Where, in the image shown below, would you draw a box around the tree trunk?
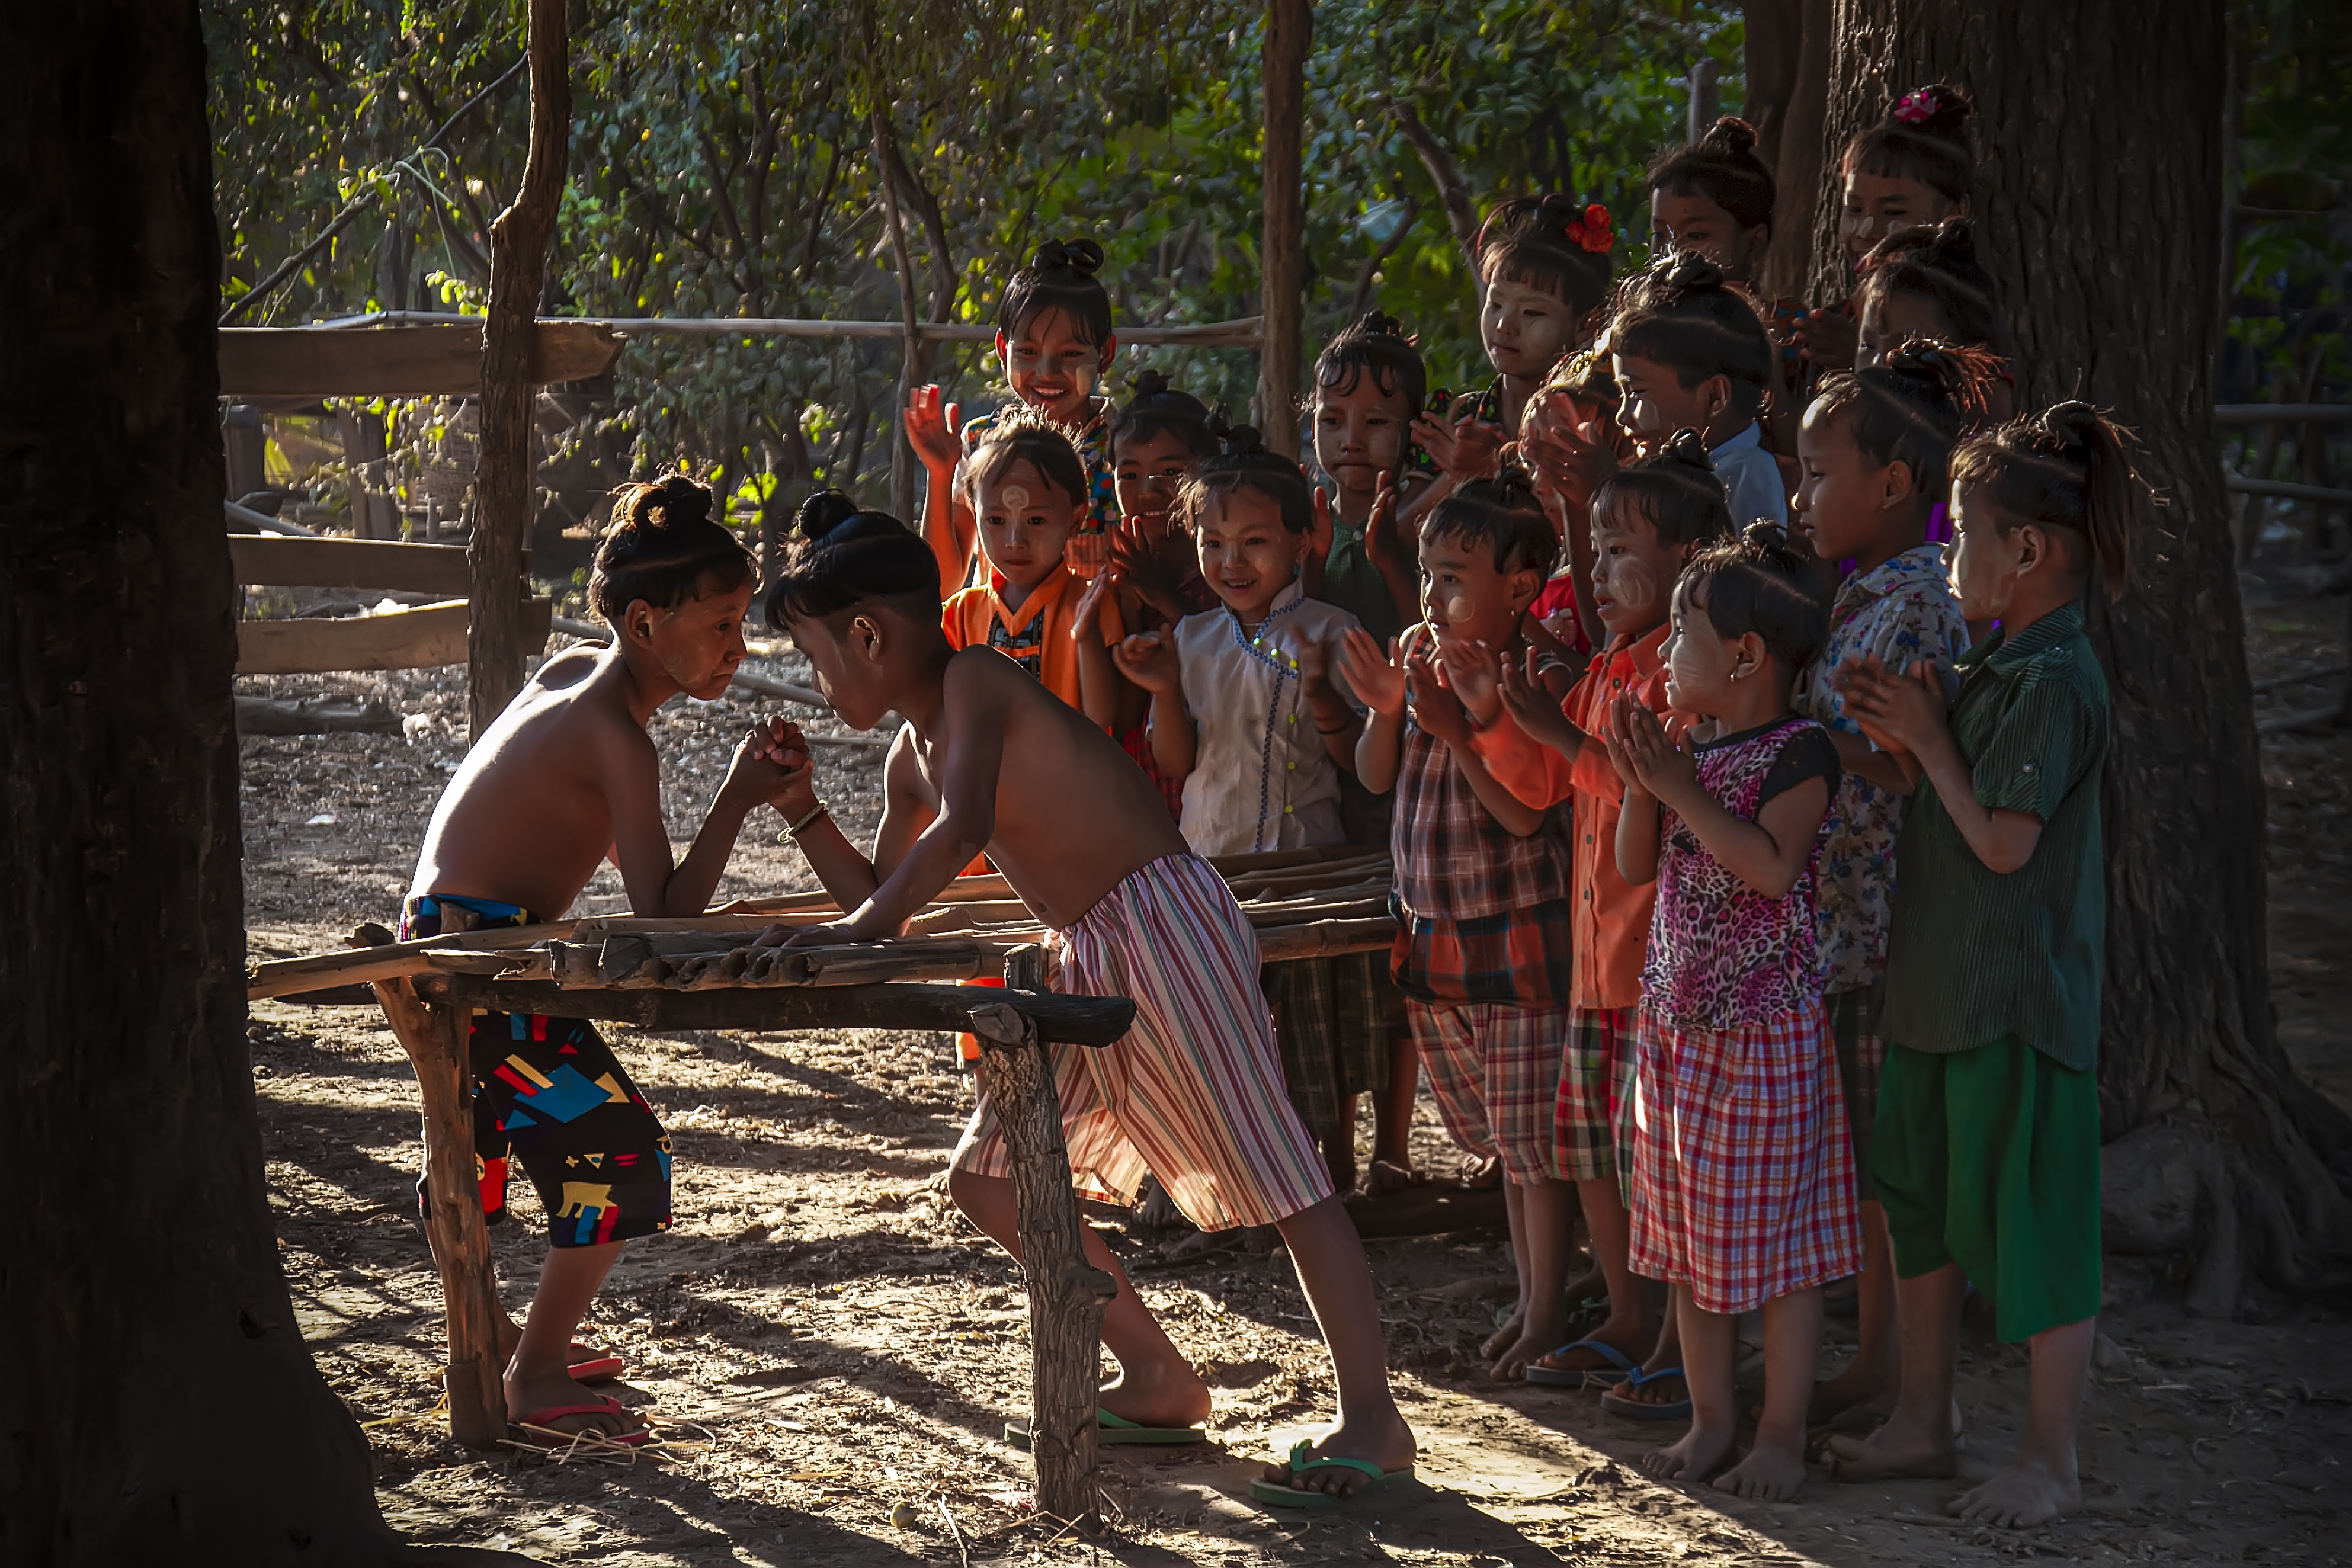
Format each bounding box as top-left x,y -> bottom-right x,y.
1820,0 -> 2351,1306
1258,0 -> 1311,457
0,2 -> 479,1557
470,0 -> 569,739
873,108 -> 925,525
1385,100 -> 1479,270
1750,0 -> 1831,303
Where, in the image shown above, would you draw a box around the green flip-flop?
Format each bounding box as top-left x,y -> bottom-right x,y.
1249,1439 -> 1414,1510
1003,1407 -> 1207,1449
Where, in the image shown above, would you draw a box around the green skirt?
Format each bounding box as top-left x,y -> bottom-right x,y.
1262,951 -> 1401,1144
1873,1037 -> 2101,1342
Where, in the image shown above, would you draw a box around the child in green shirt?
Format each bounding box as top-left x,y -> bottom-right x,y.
1824,402 -> 2139,1529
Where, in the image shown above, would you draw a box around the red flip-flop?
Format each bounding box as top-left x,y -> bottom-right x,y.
510,1396 -> 652,1447
568,1343 -> 625,1382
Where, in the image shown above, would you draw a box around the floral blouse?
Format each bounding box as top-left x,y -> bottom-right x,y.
1790,545 -> 1971,993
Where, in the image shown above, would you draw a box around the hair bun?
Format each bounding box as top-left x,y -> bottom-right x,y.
1127,367 -> 1172,401
1697,115 -> 1758,156
1360,310 -> 1409,339
793,488 -> 861,541
1655,427 -> 1717,471
1891,83 -> 1974,136
2038,400 -> 2103,449
1220,423 -> 1268,458
1658,250 -> 1727,296
1031,237 -> 1104,276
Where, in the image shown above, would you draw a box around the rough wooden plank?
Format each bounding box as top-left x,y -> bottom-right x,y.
230,534 -> 474,593
235,595 -> 552,675
247,919 -> 577,998
423,975 -> 1134,1047
976,944 -> 1114,1527
216,320 -> 621,396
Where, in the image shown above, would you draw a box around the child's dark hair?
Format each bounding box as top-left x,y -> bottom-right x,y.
1474,194 -> 1617,319
996,238 -> 1111,346
1591,428 -> 1735,550
1110,368 -> 1217,459
1842,84 -> 1976,209
1676,522 -> 1830,674
1176,424 -> 1313,536
964,408 -> 1090,511
1646,116 -> 1777,236
1421,466 -> 1560,577
589,474 -> 754,622
764,490 -> 940,629
1858,218 -> 2007,355
1949,402 -> 2139,598
1810,338 -> 2002,509
1607,252 -> 1777,420
1313,311 -> 1427,429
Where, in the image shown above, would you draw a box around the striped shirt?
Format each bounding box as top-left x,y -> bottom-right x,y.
1879,604 -> 2109,1070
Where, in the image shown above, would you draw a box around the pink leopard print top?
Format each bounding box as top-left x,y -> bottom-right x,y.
1641,716 -> 1833,1030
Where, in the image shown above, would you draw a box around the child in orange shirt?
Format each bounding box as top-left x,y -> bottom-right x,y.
1458,434 -> 1735,1399
941,411 -> 1123,730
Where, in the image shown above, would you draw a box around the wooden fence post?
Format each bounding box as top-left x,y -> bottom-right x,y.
371,977 -> 506,1447
969,945 -> 1116,1528
1258,0 -> 1311,457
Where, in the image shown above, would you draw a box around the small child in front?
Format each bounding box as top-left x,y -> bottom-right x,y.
940,412 -> 1123,731
1787,339 -> 1998,1430
1473,434 -> 1737,1396
1609,252 -> 1788,528
757,507 -> 1415,1506
1305,312 -> 1432,649
1113,431 -> 1390,1189
1340,477 -> 1582,1380
404,476 -> 793,1442
1606,524 -> 1858,1499
1825,404 -> 2138,1528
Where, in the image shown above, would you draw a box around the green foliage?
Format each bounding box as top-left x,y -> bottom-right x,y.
2226,0 -> 2352,399
205,0 -> 1737,507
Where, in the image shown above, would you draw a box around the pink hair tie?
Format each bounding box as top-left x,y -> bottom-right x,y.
1893,89 -> 1936,125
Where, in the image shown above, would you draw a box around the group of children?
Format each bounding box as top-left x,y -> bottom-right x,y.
405,81 -> 2136,1524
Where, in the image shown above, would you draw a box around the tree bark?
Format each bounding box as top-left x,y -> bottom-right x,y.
1751,0 -> 1831,302
972,948 -> 1117,1528
1819,0 -> 2351,1304
1258,0 -> 1312,457
470,0 -> 569,739
0,1 -> 465,1556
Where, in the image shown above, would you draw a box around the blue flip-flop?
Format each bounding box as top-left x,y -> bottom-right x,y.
1249,1439 -> 1414,1510
1598,1365 -> 1692,1421
1524,1336 -> 1637,1389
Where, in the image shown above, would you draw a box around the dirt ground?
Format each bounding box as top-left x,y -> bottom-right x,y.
241,614 -> 2352,1567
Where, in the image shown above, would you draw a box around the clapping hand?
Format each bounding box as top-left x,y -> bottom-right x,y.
1498,645 -> 1585,755
1405,639 -> 1474,746
1606,694 -> 1695,802
1439,636 -> 1504,728
1834,653 -> 1948,758
1111,630 -> 1181,694
1337,626 -> 1408,718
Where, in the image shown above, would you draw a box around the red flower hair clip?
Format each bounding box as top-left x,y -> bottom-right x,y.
1893,89 -> 1936,125
1563,203 -> 1614,254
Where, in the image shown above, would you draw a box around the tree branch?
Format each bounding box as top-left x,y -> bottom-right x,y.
1379,96 -> 1479,267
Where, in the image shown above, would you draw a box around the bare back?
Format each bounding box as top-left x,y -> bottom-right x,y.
887,647 -> 1187,931
411,646 -> 658,920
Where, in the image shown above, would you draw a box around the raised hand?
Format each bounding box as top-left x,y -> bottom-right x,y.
1499,646 -> 1585,755
1414,411 -> 1504,483
1307,477 -> 1335,563
1792,307 -> 1858,374
1608,695 -> 1696,803
1337,626 -> 1407,717
1065,529 -> 1109,579
905,384 -> 963,476
1111,630 -> 1181,694
1405,640 -> 1473,746
1835,653 -> 1948,757
1440,637 -> 1504,727
1071,558 -> 1119,641
1363,472 -> 1403,570
1524,403 -> 1621,516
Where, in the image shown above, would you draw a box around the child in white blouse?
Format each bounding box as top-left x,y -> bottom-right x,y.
1114,427 -> 1395,1189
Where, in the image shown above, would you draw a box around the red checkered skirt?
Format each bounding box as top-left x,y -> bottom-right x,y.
1627,999 -> 1861,1316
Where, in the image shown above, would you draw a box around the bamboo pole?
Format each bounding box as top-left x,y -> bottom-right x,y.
975,945 -> 1115,1527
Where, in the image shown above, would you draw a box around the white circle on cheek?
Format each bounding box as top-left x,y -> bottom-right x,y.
1446,594 -> 1473,622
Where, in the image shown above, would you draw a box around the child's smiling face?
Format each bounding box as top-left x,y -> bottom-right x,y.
998,306 -> 1108,425
1649,187 -> 1765,281
1313,372 -> 1411,498
1840,168 -> 1960,270
973,456 -> 1081,594
1195,487 -> 1306,623
1588,493 -> 1687,640
1113,429 -> 1196,534
1612,352 -> 1731,452
1418,527 -> 1539,650
1481,275 -> 1578,380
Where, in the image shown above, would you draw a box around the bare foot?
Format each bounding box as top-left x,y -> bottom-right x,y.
1363,1159 -> 1426,1198
1135,1176 -> 1183,1229
1100,1355 -> 1212,1430
1459,1153 -> 1504,1189
1949,1457 -> 2079,1528
504,1365 -> 643,1439
1807,1364 -> 1887,1424
1824,1408 -> 1957,1481
1488,1322 -> 1572,1381
1481,1300 -> 1526,1362
1642,1421 -> 1736,1484
1716,1435 -> 1808,1500
1257,1414 -> 1418,1501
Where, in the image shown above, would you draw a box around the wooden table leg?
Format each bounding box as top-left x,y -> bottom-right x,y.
372,977 -> 507,1447
969,945 -> 1117,1528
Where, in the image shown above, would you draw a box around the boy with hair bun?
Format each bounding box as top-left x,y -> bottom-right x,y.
403,474 -> 799,1444
1827,404 -> 2140,1529
1646,116 -> 1777,285
1608,252 -> 1789,528
757,504 -> 1415,1506
909,238 -> 1121,589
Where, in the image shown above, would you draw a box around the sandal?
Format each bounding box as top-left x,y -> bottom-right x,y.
1249,1439 -> 1414,1511
1525,1337 -> 1636,1389
1598,1365 -> 1691,1421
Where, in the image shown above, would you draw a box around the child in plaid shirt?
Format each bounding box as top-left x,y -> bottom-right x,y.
1607,525 -> 1858,1500
1340,474 -> 1579,1381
